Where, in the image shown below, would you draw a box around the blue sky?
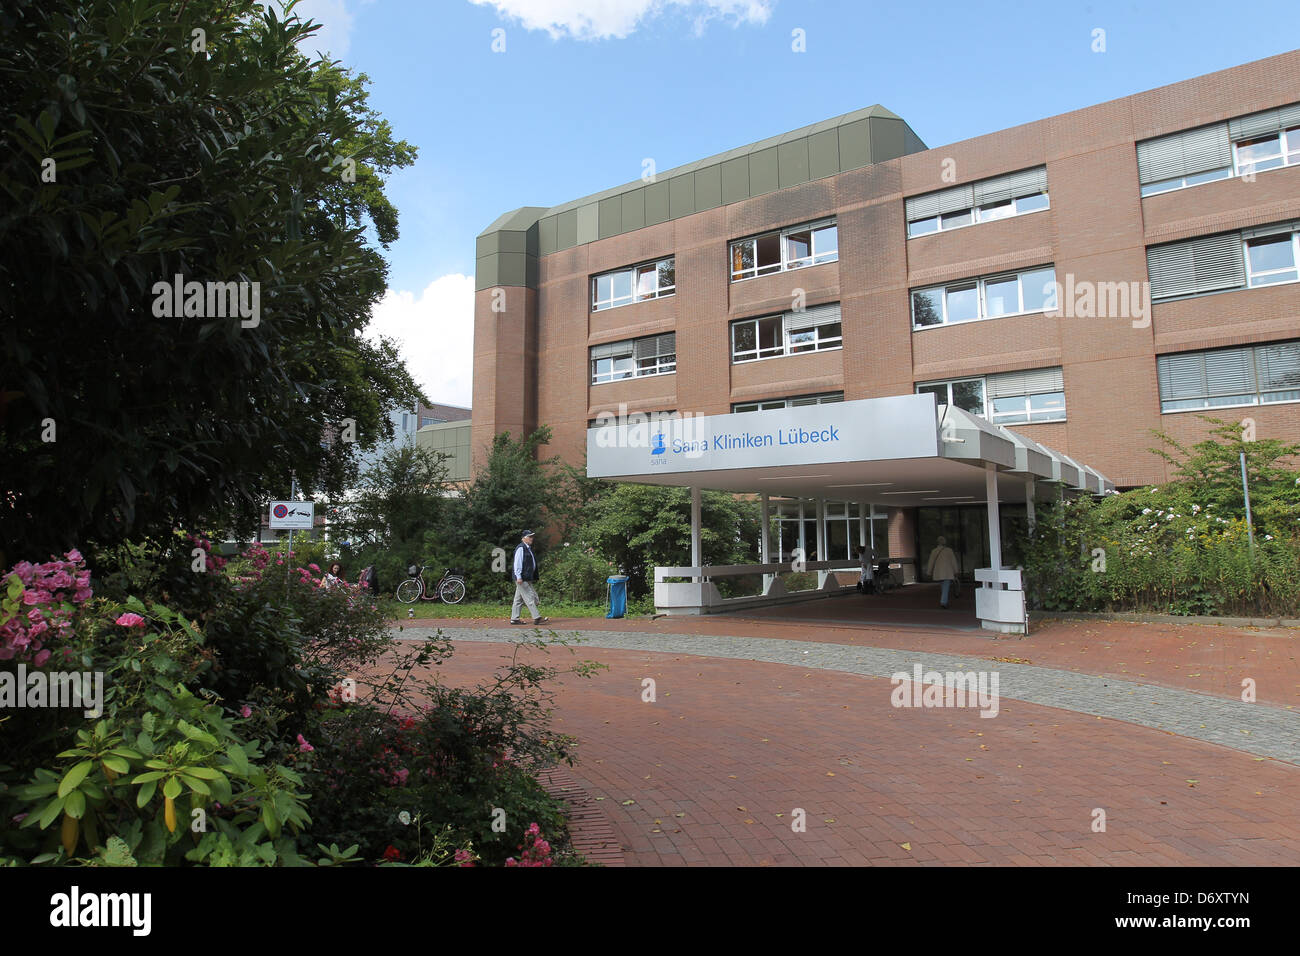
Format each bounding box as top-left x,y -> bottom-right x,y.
293,0 -> 1300,407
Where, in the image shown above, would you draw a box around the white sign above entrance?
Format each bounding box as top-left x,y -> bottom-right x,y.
586,394 -> 940,479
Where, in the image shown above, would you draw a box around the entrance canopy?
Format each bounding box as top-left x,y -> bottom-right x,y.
585,394 -> 1113,632
586,394 -> 1114,501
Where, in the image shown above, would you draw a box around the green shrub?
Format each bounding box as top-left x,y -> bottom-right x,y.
543,544 -> 618,603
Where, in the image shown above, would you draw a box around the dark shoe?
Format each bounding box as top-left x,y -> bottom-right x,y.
532,617 -> 549,624
939,604 -> 948,609
509,619 -> 525,625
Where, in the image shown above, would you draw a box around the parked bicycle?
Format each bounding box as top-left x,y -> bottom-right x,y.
396,565 -> 467,605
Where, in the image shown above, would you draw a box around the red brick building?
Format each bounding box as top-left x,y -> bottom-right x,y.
473,51 -> 1300,568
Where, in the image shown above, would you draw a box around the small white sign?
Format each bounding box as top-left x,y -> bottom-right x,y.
269,500 -> 314,529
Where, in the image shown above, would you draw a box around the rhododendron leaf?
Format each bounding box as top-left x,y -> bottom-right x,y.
162,776 -> 182,801
224,745 -> 250,776
102,756 -> 130,775
184,766 -> 221,780
36,795 -> 63,829
57,760 -> 93,798
64,790 -> 86,819
180,775 -> 210,796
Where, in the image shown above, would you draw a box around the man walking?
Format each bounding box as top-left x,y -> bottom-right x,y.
925,535 -> 961,609
510,530 -> 549,625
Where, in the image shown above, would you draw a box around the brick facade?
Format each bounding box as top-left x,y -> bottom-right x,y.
473,51 -> 1300,492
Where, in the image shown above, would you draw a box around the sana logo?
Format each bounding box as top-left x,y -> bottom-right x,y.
650,432 -> 666,456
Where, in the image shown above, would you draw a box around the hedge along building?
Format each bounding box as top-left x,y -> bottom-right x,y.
471,50 -> 1300,624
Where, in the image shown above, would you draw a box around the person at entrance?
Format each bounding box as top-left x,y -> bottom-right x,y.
925,536 -> 961,608
510,530 -> 549,626
857,546 -> 876,593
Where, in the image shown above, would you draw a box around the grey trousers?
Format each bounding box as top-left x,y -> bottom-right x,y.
512,580 -> 540,620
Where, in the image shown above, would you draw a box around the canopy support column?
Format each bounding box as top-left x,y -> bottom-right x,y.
815,496 -> 827,587
690,485 -> 702,573
760,493 -> 772,592
985,464 -> 1002,571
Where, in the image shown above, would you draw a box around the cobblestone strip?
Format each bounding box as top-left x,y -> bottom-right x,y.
400,625 -> 1300,765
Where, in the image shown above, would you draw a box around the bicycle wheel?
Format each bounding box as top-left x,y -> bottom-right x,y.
439,577 -> 467,605
396,579 -> 423,604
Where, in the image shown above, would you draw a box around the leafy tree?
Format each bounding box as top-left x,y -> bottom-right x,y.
1148,417 -> 1300,536
580,484 -> 760,598
0,0 -> 422,563
335,442 -> 449,587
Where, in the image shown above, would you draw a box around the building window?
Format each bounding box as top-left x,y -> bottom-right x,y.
1137,103 -> 1300,197
906,167 -> 1049,238
1233,126 -> 1300,177
911,266 -> 1057,328
591,258 -> 675,311
730,219 -> 838,281
917,368 -> 1065,425
916,378 -> 986,416
1157,341 -> 1300,412
1148,223 -> 1300,300
731,303 -> 842,363
733,392 -> 843,413
1245,231 -> 1300,287
590,333 -> 676,384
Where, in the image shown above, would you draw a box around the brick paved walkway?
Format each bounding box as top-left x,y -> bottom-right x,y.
390,616 -> 1300,865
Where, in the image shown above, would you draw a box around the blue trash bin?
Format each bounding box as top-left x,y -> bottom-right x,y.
606,575 -> 629,619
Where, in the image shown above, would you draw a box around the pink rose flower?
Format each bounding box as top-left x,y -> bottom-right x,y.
115,612 -> 146,628
239,705 -> 252,718
297,734 -> 314,753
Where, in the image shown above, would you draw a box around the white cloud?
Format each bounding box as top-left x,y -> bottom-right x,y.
287,0 -> 355,58
467,0 -> 774,40
367,274 -> 475,409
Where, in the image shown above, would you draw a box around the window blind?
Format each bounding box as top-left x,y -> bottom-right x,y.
1157,352 -> 1208,402
1203,347 -> 1257,397
1256,341 -> 1300,392
633,333 -> 675,361
985,367 -> 1064,399
1136,124 -> 1232,184
590,340 -> 634,361
1147,233 -> 1245,299
905,184 -> 974,221
972,166 -> 1048,205
1229,102 -> 1300,141
784,302 -> 842,329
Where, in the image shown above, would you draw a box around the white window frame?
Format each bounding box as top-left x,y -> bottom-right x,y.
1233,131 -> 1290,178
730,219 -> 838,282
1142,124 -> 1300,198
591,257 -> 675,312
916,378 -> 986,417
916,374 -> 1066,424
1156,343 -> 1300,414
733,392 -> 843,413
906,192 -> 1050,238
590,334 -> 676,385
911,266 -> 1057,329
1244,231 -> 1300,288
730,312 -> 843,364
1139,167 -> 1233,198
987,391 -> 1067,425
